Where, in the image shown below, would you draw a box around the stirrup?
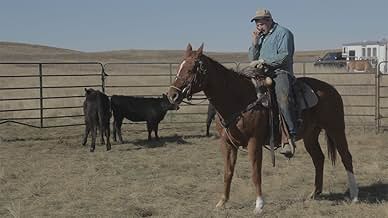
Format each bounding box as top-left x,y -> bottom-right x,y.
280,138 -> 296,158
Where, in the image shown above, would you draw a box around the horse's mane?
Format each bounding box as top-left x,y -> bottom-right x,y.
200,54 -> 257,112
201,54 -> 254,83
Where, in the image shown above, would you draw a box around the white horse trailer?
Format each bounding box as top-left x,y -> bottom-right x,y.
342,39 -> 388,73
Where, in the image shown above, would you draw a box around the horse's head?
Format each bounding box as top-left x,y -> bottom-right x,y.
167,43 -> 207,105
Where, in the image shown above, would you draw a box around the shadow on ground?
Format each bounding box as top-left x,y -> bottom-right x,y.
318,181 -> 388,203
128,133 -> 218,148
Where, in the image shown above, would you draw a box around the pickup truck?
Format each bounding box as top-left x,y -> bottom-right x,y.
314,52 -> 346,68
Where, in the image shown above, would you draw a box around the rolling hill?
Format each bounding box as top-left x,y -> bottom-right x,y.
0,41 -> 337,63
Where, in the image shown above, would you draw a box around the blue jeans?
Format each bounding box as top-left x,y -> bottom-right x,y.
273,72 -> 297,137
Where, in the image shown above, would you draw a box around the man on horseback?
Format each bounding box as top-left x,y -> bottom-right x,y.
248,8 -> 298,158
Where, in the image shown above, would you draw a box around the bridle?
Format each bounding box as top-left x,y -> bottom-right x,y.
169,58 -> 208,102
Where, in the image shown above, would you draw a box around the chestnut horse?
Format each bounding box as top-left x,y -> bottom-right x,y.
167,44 -> 358,214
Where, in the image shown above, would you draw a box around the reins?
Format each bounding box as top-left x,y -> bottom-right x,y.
182,98 -> 208,105
218,91 -> 278,165
224,126 -> 248,153
218,92 -> 269,154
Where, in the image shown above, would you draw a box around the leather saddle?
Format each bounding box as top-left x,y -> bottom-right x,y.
239,66 -> 318,146
240,66 -> 318,112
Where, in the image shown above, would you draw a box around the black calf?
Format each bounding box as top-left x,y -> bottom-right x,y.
111,94 -> 178,142
82,88 -> 111,152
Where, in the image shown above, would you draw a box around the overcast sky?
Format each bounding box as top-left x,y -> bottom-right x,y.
0,0 -> 387,52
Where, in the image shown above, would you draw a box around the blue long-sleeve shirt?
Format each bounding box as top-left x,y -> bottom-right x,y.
248,22 -> 295,75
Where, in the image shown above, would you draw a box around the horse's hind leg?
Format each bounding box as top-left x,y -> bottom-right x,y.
326,128 -> 359,202
303,127 -> 324,199
216,140 -> 237,209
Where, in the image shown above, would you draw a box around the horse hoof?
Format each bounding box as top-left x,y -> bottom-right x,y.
254,197 -> 264,214
215,199 -> 226,208
253,207 -> 263,215
308,191 -> 321,200
345,196 -> 359,203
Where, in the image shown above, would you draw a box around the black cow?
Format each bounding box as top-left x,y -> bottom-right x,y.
82,88 -> 111,152
206,102 -> 216,137
111,94 -> 178,142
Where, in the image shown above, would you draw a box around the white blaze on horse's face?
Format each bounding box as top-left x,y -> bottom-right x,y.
174,58 -> 197,88
168,59 -> 194,104
176,60 -> 186,80
175,59 -> 196,81
168,43 -> 204,104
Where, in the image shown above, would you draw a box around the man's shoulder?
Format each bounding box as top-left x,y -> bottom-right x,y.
276,24 -> 292,33
274,23 -> 293,35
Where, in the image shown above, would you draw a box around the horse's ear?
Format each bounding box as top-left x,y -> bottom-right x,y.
186,43 -> 192,52
185,43 -> 193,57
197,43 -> 204,55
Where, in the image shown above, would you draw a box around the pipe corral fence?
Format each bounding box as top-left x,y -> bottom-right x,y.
1,61 -> 388,132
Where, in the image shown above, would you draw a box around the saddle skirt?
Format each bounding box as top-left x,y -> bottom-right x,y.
239,67 -> 319,155
250,77 -> 318,111
293,79 -> 318,110
251,76 -> 319,149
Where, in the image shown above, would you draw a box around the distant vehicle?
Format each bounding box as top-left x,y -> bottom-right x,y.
314,52 -> 346,68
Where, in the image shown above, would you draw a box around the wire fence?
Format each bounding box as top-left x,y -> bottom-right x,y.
0,61 -> 387,132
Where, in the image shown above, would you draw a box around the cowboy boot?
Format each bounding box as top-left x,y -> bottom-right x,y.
279,136 -> 296,158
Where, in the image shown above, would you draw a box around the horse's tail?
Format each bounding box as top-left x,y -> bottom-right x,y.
325,131 -> 337,166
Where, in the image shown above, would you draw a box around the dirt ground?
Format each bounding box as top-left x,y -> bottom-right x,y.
0,122 -> 387,218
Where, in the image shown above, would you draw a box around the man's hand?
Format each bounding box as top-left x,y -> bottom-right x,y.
250,59 -> 265,69
251,30 -> 261,46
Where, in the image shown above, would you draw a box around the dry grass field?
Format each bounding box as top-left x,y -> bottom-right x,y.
1,124 -> 387,217
0,42 -> 388,217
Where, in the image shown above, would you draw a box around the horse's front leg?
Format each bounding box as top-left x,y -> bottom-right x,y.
248,137 -> 264,215
216,139 -> 237,209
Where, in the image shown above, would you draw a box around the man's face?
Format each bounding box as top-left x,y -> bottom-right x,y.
255,18 -> 272,35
